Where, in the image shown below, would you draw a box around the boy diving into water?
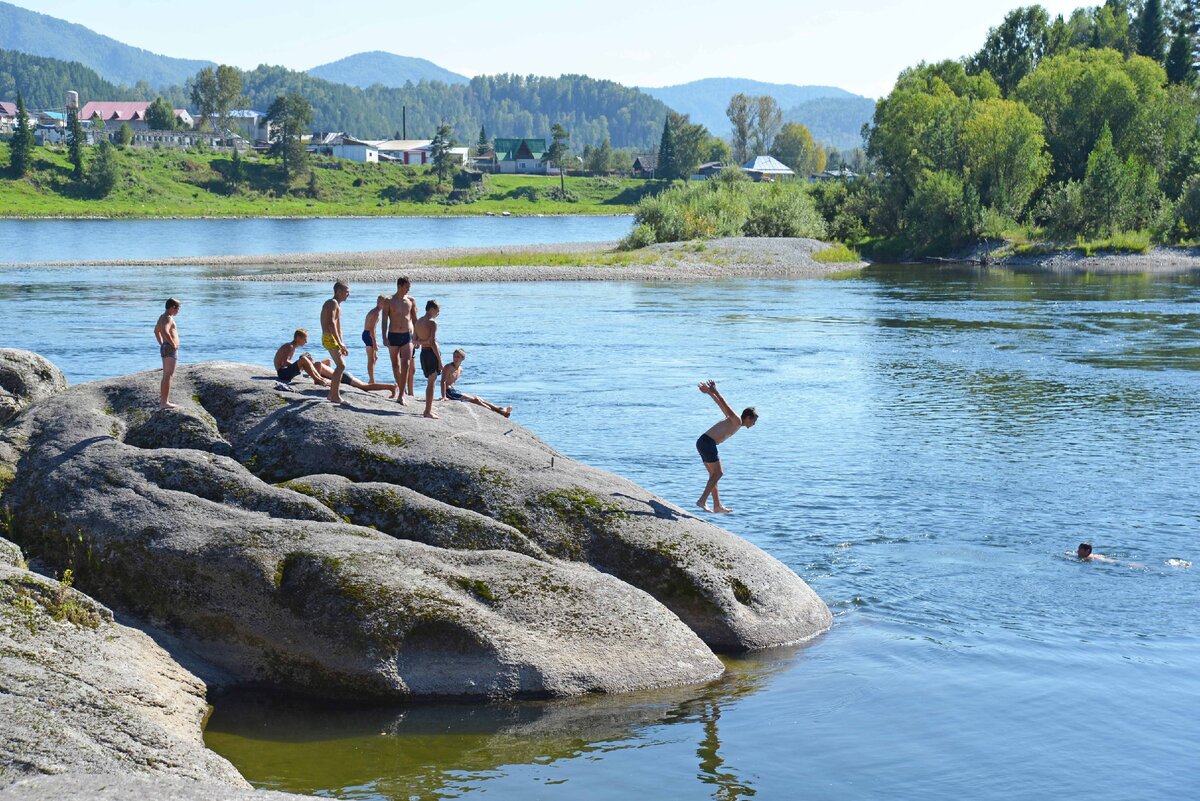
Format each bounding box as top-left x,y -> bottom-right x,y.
695,380 -> 757,514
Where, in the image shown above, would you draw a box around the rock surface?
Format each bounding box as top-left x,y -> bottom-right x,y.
0,355 -> 830,700
0,774 -> 313,800
0,539 -> 247,789
0,350 -> 67,425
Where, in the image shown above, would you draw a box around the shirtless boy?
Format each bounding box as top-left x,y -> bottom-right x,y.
320,281 -> 350,404
273,329 -> 328,386
153,298 -> 181,409
414,299 -> 442,419
311,359 -> 396,394
440,349 -> 512,417
695,379 -> 757,514
361,295 -> 388,384
381,277 -> 418,404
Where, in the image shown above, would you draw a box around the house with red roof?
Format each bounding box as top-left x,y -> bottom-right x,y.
78,101 -> 194,131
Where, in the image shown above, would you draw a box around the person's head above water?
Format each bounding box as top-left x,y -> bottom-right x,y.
1077,542 -> 1093,559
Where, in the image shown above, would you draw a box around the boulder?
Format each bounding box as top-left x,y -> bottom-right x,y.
0,349 -> 67,425
0,774 -> 314,800
0,542 -> 247,789
0,354 -> 829,700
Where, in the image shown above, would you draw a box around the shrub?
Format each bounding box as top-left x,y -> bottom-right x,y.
1036,181 -> 1087,238
619,223 -> 657,250
903,171 -> 980,255
743,184 -> 826,238
1172,174 -> 1200,240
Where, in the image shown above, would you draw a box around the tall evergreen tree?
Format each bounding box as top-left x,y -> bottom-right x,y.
657,116 -> 676,183
66,108 -> 85,182
547,123 -> 571,192
266,93 -> 313,182
1137,0 -> 1166,61
1082,124 -> 1131,234
9,92 -> 34,177
1166,26 -> 1195,82
430,123 -> 457,186
476,125 -> 488,154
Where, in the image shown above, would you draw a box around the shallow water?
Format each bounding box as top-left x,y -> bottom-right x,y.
1,259 -> 1198,800
0,215 -> 634,263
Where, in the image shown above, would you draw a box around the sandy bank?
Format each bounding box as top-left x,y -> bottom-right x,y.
2,238 -> 866,283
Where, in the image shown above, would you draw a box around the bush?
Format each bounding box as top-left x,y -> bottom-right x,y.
619,223 -> 657,250
630,180 -> 824,244
1036,181 -> 1086,238
744,184 -> 826,238
902,171 -> 980,255
1172,174 -> 1200,240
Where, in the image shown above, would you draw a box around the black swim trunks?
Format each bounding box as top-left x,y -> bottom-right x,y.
696,434 -> 719,464
446,387 -> 465,401
420,347 -> 441,379
276,363 -> 302,382
387,331 -> 412,348
160,342 -> 177,359
339,372 -> 355,386
361,330 -> 375,348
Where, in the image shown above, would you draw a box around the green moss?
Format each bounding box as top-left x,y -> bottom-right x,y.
456,576 -> 496,604
729,577 -> 754,605
365,427 -> 408,447
476,465 -> 512,488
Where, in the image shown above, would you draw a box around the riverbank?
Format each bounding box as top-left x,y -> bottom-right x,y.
998,245 -> 1200,274
5,237 -> 867,282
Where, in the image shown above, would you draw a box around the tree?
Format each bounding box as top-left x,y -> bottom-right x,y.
66,108 -> 85,182
1136,0 -> 1166,61
657,116 -> 676,182
266,93 -> 313,182
586,136 -> 613,174
1082,124 -> 1132,234
228,147 -> 245,190
726,93 -> 753,163
751,95 -> 783,156
146,97 -> 178,131
191,67 -> 218,130
668,113 -> 711,181
215,64 -> 243,136
1165,25 -> 1195,83
9,92 -> 34,177
770,121 -> 821,175
117,122 -> 134,148
960,98 -> 1051,219
476,125 -> 489,155
89,138 -> 118,197
904,170 -> 980,254
968,5 -> 1058,96
547,122 -> 571,192
430,123 -> 457,186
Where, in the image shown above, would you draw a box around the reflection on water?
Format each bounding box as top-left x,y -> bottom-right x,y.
205,648 -> 803,800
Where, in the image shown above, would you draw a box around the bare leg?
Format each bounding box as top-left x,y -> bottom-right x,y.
399,345 -> 414,404
348,379 -> 397,394
387,346 -> 403,402
327,349 -> 345,404
160,357 -> 178,409
423,374 -> 439,418
467,394 -> 511,417
698,460 -> 728,513
366,346 -> 377,384
299,354 -> 328,386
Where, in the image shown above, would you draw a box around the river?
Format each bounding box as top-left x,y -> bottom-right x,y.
0,223 -> 1196,801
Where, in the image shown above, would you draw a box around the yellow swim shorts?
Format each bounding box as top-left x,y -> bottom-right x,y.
322,333 -> 339,351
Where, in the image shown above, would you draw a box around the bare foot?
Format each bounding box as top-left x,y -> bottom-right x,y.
315,379 -> 329,387
697,500 -> 712,512
423,411 -> 440,419
501,406 -> 513,418
159,402 -> 178,410
713,505 -> 733,514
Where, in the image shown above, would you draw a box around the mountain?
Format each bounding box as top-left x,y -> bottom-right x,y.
0,1 -> 213,89
640,78 -> 868,144
237,67 -> 671,148
308,51 -> 469,88
786,96 -> 876,152
0,49 -> 154,110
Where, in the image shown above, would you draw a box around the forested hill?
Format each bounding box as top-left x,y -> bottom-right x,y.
0,0 -> 212,89
234,67 -> 673,148
307,51 -> 470,88
785,96 -> 876,151
641,78 -> 861,135
0,49 -> 147,109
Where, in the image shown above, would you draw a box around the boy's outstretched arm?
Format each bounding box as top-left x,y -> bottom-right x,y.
699,379 -> 740,421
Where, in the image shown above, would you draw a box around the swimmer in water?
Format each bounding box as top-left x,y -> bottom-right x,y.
1077,543 -> 1116,562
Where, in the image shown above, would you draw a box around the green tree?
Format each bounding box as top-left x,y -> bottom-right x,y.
706,137 -> 732,165
1165,25 -> 1195,83
726,93 -> 753,163
117,122 -> 133,147
968,5 -> 1059,96
89,138 -> 118,197
960,98 -> 1051,218
191,67 -> 218,130
66,108 -> 85,182
547,122 -> 571,191
903,170 -> 980,254
770,121 -> 820,175
1094,0 -> 1134,54
430,123 -> 458,186
9,92 -> 34,177
657,116 -> 676,182
228,147 -> 245,190
1082,124 -> 1132,234
476,125 -> 489,154
146,97 -> 178,131
751,95 -> 783,156
1136,0 -> 1166,61
586,136 -> 613,174
266,92 -> 313,182
669,114 -> 712,181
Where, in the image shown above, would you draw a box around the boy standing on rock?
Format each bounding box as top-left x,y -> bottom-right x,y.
153,298 -> 181,410
695,380 -> 757,514
382,277 -> 418,405
440,349 -> 513,417
320,281 -> 350,405
414,300 -> 442,419
361,295 -> 388,385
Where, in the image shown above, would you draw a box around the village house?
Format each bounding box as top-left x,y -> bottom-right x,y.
631,153 -> 657,179
692,161 -> 725,180
494,138 -> 547,174
741,155 -> 795,181
0,101 -> 17,130
79,101 -> 194,131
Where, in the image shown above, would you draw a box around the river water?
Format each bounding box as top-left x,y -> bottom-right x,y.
0,224 -> 1197,800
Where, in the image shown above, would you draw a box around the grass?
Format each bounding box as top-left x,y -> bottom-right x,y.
431,249 -> 660,268
1010,230 -> 1153,257
0,142 -> 656,218
812,243 -> 861,263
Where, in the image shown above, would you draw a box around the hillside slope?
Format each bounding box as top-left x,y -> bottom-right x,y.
308,51 -> 469,88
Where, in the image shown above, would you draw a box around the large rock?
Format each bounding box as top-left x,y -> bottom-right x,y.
0,355 -> 829,700
0,349 -> 67,425
0,541 -> 247,789
0,774 -> 314,800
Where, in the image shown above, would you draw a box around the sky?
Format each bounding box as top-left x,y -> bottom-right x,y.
12,0 -> 1091,98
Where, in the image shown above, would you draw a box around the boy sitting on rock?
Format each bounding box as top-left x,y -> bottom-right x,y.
440,349 -> 512,418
